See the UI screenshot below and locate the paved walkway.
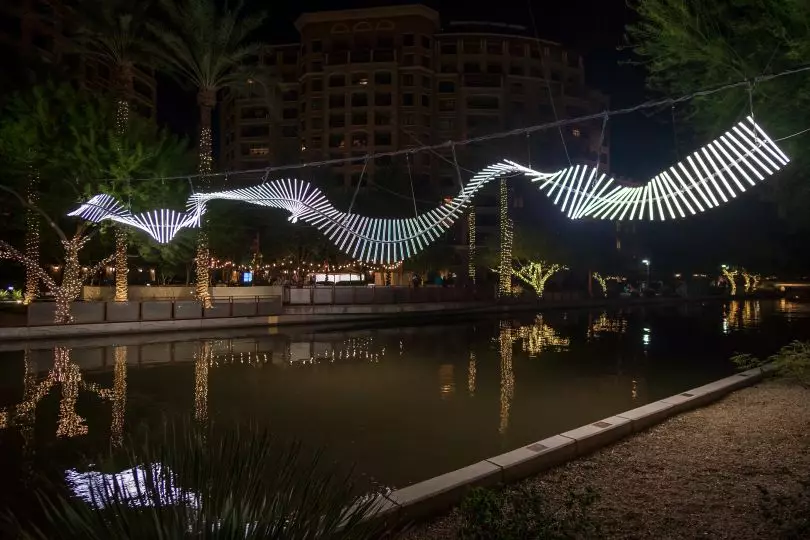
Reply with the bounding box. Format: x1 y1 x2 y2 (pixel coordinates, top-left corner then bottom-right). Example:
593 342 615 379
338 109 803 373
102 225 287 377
407 380 810 539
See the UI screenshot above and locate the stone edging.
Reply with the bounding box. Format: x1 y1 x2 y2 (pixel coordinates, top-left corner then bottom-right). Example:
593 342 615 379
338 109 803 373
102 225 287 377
362 364 775 523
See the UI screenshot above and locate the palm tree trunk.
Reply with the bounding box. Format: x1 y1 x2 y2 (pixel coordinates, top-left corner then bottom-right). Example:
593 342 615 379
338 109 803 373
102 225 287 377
23 168 39 305
114 227 129 302
195 89 216 308
114 65 133 302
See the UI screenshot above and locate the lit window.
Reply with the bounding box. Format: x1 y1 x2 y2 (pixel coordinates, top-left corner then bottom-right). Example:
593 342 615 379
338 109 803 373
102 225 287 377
572 128 581 137
250 145 269 156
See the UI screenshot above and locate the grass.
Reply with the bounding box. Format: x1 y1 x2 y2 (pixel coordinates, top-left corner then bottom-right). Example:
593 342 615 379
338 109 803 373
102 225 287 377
732 340 810 387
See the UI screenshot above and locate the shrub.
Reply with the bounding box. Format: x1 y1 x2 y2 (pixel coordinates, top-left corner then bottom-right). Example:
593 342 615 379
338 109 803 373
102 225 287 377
457 484 600 539
732 340 810 388
2 421 397 539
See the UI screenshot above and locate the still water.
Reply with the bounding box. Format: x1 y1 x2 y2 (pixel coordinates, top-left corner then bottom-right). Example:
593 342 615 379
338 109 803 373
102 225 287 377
1 299 809 490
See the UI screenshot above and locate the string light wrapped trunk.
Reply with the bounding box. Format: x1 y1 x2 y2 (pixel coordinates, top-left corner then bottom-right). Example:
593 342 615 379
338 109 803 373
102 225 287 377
513 261 566 298
593 271 608 297
498 178 512 296
468 207 476 284
195 87 215 308
23 169 40 305
113 228 129 302
722 267 739 296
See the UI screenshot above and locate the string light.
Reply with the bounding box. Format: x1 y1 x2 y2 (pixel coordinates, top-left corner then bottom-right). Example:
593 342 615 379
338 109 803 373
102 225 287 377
468 351 476 396
71 117 788 265
516 315 570 354
499 322 514 435
498 178 512 296
54 348 88 438
588 312 628 336
468 208 476 283
721 265 739 296
196 122 214 308
114 228 128 302
512 261 567 298
110 346 127 447
592 272 607 297
741 269 761 293
194 342 210 425
23 169 39 305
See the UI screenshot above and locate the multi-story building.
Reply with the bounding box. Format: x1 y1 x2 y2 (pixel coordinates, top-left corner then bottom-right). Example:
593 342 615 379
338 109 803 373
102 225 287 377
0 0 157 117
219 4 609 265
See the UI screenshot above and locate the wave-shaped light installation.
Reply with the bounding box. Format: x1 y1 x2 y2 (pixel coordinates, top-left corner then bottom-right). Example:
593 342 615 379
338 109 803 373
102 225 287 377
68 116 788 264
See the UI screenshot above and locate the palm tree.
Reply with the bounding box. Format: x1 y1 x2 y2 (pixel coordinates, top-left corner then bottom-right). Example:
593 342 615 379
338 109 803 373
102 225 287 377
69 0 156 302
149 0 266 308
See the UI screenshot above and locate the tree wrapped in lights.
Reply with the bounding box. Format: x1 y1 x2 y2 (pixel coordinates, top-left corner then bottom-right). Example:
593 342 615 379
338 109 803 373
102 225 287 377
721 266 739 296
468 208 476 284
498 178 512 296
513 260 567 298
593 272 608 297
741 269 761 293
149 0 268 307
71 0 157 302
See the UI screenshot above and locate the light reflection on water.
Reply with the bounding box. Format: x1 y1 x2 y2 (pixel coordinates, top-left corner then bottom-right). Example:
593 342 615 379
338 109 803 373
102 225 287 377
1 299 809 489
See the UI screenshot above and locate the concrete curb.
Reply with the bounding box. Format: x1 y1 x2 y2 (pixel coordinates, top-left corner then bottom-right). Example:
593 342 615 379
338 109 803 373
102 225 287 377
372 364 774 524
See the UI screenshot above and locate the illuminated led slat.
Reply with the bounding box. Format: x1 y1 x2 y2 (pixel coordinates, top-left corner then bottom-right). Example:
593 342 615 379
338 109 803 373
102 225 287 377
68 117 787 263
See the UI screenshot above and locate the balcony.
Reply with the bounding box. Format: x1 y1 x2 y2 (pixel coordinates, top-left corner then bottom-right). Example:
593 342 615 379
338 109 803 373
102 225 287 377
324 49 397 66
462 74 502 88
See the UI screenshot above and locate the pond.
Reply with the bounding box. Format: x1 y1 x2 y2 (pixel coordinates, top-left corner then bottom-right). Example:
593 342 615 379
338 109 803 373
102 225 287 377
1 299 809 493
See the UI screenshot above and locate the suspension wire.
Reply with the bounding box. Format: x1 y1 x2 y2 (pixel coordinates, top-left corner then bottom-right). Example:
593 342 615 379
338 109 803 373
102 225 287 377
595 112 609 174
84 62 810 185
671 104 680 160
526 0 572 166
748 80 759 145
450 143 465 192
346 157 368 217
405 153 418 217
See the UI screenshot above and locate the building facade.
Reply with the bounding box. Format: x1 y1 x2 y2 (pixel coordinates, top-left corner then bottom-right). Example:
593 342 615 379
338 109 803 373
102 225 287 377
219 5 609 267
0 0 157 117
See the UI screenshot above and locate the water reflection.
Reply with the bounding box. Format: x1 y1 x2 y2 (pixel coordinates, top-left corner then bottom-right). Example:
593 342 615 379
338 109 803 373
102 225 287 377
723 300 761 333
498 322 514 436
2 300 808 489
516 315 570 356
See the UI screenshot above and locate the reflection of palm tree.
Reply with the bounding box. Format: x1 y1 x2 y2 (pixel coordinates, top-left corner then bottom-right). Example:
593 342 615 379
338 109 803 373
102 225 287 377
149 0 266 308
110 346 128 447
499 323 514 436
194 342 211 425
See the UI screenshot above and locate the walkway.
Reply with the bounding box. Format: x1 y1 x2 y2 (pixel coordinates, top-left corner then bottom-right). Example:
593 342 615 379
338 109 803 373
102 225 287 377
407 380 810 539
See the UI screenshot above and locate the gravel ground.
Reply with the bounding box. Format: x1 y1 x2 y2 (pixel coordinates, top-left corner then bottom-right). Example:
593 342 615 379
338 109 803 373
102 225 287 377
404 381 810 539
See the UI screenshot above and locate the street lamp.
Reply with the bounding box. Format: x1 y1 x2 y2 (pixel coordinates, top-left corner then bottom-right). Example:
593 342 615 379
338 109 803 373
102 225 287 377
641 259 651 290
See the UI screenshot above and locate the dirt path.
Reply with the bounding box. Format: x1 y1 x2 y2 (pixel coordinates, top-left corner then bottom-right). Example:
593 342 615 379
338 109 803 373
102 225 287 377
405 381 810 539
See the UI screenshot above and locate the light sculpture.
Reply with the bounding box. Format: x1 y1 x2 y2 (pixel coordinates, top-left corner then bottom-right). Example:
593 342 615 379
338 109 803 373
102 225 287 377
70 117 788 264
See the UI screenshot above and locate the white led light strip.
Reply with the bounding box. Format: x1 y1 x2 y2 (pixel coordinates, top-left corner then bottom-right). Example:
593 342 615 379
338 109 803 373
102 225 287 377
69 116 788 264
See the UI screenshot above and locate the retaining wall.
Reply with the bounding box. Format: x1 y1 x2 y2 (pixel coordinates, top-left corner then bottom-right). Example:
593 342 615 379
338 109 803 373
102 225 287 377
365 364 774 523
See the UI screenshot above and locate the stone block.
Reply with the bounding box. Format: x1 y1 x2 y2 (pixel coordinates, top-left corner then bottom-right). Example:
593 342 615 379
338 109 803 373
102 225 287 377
204 303 230 318
313 287 333 304
289 288 312 305
257 297 282 315
616 400 677 432
386 460 502 520
105 302 140 322
141 301 172 321
70 302 105 324
174 301 202 319
354 287 374 303
231 300 257 317
27 303 56 326
561 415 632 456
486 434 576 482
373 287 394 304
334 287 354 304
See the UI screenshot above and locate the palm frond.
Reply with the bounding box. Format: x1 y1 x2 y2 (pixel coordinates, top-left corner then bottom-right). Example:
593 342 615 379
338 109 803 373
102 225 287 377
6 420 398 539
